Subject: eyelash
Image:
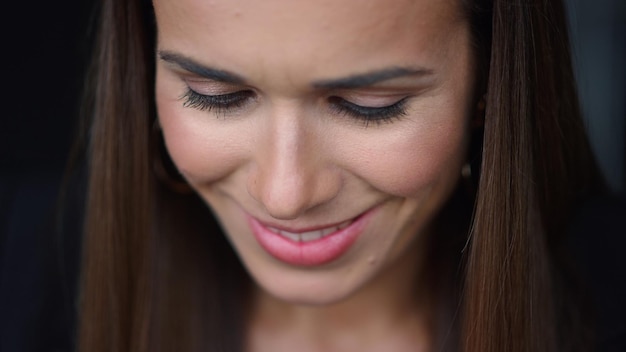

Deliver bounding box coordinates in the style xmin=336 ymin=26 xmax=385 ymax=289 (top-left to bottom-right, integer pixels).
xmin=181 ymin=88 xmax=408 ymax=125
xmin=328 ymin=96 xmax=408 ymax=126
xmin=181 ymin=89 xmax=254 ymax=115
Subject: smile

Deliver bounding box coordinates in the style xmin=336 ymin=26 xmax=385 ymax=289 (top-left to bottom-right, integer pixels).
xmin=267 ymin=219 xmax=354 ymax=243
xmin=247 ymin=207 xmax=378 ymax=266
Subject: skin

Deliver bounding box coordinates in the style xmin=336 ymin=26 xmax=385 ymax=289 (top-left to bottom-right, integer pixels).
xmin=153 ymin=0 xmax=476 ymax=350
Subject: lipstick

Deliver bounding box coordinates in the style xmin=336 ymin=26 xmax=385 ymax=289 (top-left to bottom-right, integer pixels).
xmin=247 ymin=208 xmax=376 ymax=266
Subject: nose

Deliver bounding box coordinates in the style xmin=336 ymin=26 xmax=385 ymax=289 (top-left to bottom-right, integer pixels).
xmin=247 ymin=111 xmax=340 ymax=220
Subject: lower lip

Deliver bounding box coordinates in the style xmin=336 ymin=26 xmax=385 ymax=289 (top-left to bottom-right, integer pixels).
xmin=247 ymin=208 xmax=377 ymax=266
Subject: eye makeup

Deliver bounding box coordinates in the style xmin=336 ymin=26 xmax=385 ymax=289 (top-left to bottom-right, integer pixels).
xmin=161 ymin=51 xmax=418 ymax=125
xmin=328 ymin=96 xmax=409 ymax=126
xmin=180 ymin=88 xmax=255 ymax=115
xmin=180 ymin=86 xmax=410 ymax=126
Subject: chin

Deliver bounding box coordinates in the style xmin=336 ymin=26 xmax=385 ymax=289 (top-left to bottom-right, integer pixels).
xmin=252 ymin=268 xmax=370 ymax=306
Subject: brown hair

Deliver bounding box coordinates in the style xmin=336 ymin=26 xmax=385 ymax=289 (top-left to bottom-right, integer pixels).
xmin=463 ymin=0 xmax=605 ymax=350
xmin=78 ymin=0 xmax=605 ymax=351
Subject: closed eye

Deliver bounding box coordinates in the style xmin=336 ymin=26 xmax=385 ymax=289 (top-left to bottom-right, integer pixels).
xmin=328 ymin=96 xmax=409 ymax=126
xmin=180 ymin=88 xmax=409 ymax=127
xmin=180 ymin=88 xmax=255 ymax=115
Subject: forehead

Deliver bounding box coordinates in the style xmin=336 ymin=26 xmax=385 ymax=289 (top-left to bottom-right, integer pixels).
xmin=153 ymin=0 xmax=466 ymax=83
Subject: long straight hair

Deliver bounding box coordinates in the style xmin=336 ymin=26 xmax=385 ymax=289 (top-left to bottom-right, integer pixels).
xmin=464 ymin=0 xmax=604 ymax=350
xmin=78 ymin=0 xmax=604 ymax=351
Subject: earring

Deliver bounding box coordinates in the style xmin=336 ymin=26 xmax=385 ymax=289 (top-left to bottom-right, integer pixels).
xmin=461 ymin=163 xmax=472 ymax=179
xmin=151 ymin=119 xmax=194 ymax=194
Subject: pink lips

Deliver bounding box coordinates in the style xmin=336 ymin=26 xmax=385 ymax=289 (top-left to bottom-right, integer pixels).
xmin=247 ymin=208 xmax=376 ymax=266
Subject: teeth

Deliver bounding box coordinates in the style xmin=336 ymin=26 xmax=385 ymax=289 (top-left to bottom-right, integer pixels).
xmin=321 ymin=227 xmax=336 ymax=237
xmin=278 ymin=230 xmax=300 ymax=242
xmin=300 ymin=230 xmax=322 ymax=242
xmin=267 ymin=219 xmax=353 ymax=243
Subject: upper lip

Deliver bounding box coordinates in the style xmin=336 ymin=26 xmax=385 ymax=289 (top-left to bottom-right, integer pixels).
xmin=248 ymin=207 xmax=373 ymax=234
xmin=254 ymin=216 xmax=357 ymax=234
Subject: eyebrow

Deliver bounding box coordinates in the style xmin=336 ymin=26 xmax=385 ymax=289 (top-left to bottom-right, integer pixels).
xmin=158 ymin=50 xmax=245 ymax=84
xmin=312 ymin=67 xmax=433 ymax=89
xmin=158 ymin=50 xmax=432 ymax=89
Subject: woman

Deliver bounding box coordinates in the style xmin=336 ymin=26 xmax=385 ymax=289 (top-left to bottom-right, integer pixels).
xmin=78 ymin=0 xmax=607 ymax=351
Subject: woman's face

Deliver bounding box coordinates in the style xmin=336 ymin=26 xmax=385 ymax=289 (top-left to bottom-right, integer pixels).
xmin=154 ymin=0 xmax=475 ymax=304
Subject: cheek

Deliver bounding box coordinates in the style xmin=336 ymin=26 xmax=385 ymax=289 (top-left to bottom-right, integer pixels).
xmin=338 ymin=121 xmax=468 ymax=197
xmin=155 ymin=87 xmax=248 ymax=185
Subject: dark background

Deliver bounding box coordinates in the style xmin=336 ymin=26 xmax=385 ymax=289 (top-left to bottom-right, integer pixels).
xmin=1 ymin=1 xmax=94 ymax=351
xmin=0 ymin=1 xmax=624 ymax=351
xmin=1 ymin=1 xmax=94 ymax=174
xmin=568 ymin=0 xmax=625 ymax=193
